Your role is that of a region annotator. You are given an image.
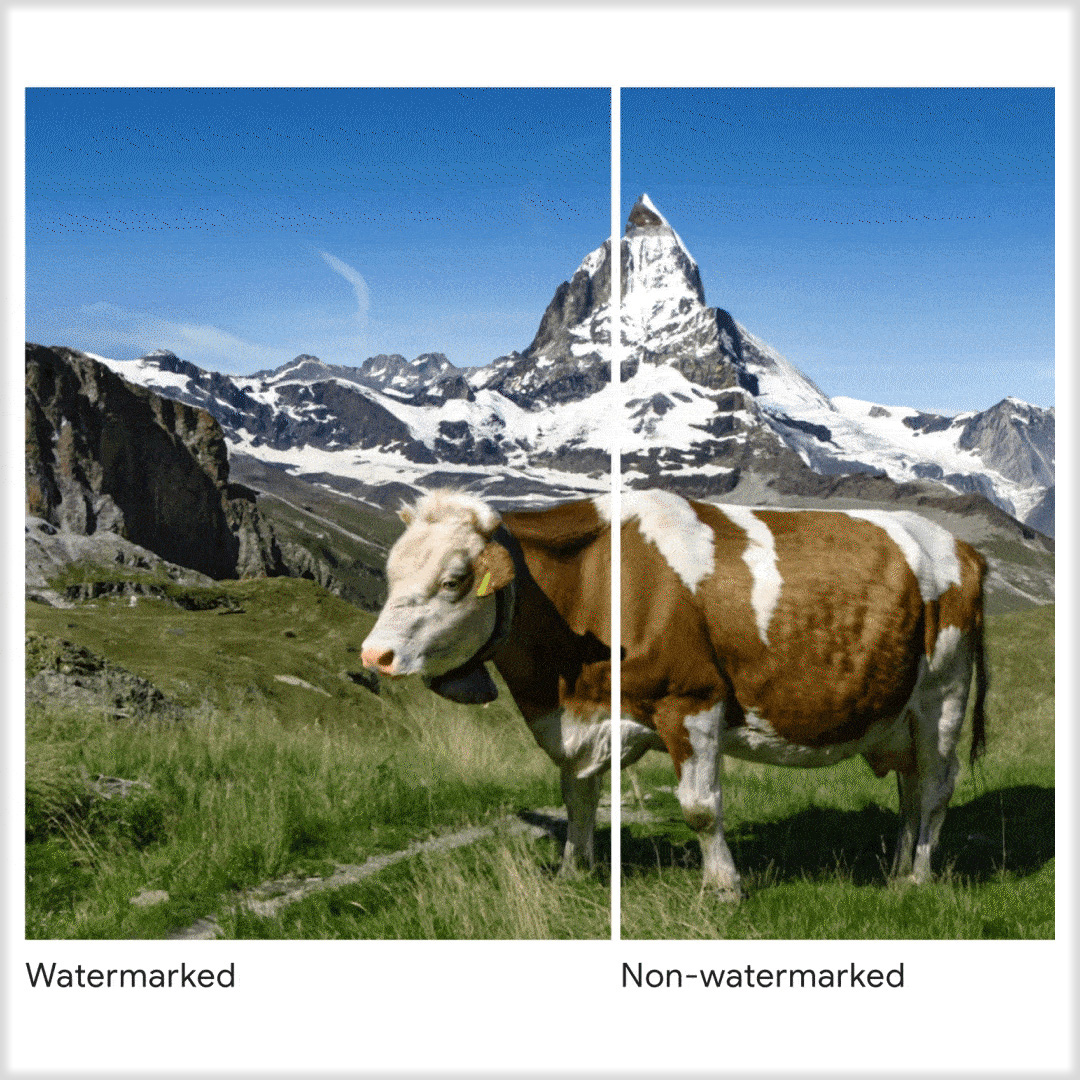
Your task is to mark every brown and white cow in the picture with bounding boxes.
[361,488,987,897]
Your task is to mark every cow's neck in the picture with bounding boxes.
[490,530,609,723]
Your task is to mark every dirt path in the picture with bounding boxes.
[171,807,568,938]
[171,803,661,939]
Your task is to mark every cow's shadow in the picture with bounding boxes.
[516,785,1053,885]
[517,785,1052,886]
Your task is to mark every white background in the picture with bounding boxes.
[4,4,1074,1076]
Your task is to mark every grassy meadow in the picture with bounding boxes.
[25,571,1052,940]
[620,606,1055,939]
[25,578,608,939]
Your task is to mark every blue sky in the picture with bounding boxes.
[27,87,1053,414]
[26,88,609,373]
[623,88,1054,414]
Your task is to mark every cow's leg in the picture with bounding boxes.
[892,768,919,879]
[909,704,966,885]
[901,628,974,884]
[909,755,960,884]
[526,709,609,877]
[559,768,602,876]
[661,699,742,900]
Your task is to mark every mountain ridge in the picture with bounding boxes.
[39,196,1053,551]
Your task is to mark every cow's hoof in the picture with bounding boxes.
[703,881,745,903]
[556,860,593,880]
[888,873,921,889]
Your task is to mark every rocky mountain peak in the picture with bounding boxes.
[137,348,199,378]
[411,352,451,368]
[276,354,329,378]
[410,352,458,381]
[246,354,328,381]
[465,239,613,409]
[626,193,668,230]
[619,196,732,396]
[621,194,706,313]
[955,395,1055,489]
[354,352,473,404]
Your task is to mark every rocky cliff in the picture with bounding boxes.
[26,343,282,580]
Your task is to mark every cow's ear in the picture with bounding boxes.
[472,505,501,540]
[398,506,414,526]
[473,541,515,595]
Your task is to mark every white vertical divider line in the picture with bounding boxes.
[609,86,622,942]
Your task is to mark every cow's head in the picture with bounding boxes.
[360,490,516,704]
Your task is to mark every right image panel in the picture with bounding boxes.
[617,87,1054,940]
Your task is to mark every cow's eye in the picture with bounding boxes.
[441,575,466,594]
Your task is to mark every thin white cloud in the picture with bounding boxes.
[75,302,283,373]
[319,251,370,329]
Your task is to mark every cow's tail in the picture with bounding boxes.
[968,599,989,769]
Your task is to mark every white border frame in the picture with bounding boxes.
[4,5,1073,1076]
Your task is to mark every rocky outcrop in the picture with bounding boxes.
[25,632,185,721]
[276,541,349,597]
[225,484,285,578]
[25,344,282,580]
[25,516,216,606]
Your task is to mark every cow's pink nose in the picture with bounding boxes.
[361,646,396,675]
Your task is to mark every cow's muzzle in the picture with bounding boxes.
[360,645,400,677]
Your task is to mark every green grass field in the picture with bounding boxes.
[25,575,1051,940]
[620,606,1055,939]
[25,579,607,939]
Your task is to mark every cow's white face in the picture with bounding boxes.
[360,492,513,680]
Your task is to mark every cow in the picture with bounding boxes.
[361,488,988,898]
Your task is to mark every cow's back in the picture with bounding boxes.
[504,499,613,645]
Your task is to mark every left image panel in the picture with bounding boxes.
[25,87,613,940]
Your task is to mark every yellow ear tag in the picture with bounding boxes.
[477,571,492,597]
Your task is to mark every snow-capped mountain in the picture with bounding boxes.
[88,341,617,509]
[610,196,1055,534]
[466,242,612,409]
[74,194,1053,540]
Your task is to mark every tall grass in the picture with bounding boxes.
[25,695,573,939]
[225,832,610,940]
[25,577,582,939]
[25,582,1052,940]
